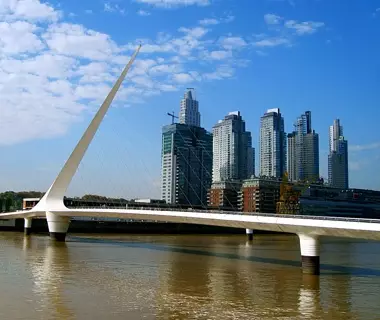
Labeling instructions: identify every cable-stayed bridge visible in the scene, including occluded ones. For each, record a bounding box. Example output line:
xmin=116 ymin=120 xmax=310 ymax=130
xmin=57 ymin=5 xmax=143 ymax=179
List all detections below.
xmin=1 ymin=44 xmax=380 ymax=275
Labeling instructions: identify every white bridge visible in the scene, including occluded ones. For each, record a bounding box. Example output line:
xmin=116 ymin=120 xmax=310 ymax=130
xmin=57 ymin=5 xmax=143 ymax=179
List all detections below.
xmin=1 ymin=45 xmax=380 ymax=275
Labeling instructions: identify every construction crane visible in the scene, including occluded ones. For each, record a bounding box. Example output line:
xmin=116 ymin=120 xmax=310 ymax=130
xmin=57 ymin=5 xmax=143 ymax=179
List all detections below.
xmin=167 ymin=111 xmax=178 ymax=124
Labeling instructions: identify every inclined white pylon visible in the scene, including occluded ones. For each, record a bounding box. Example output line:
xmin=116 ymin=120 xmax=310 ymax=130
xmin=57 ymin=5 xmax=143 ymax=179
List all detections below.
xmin=30 ymin=45 xmax=142 ymax=241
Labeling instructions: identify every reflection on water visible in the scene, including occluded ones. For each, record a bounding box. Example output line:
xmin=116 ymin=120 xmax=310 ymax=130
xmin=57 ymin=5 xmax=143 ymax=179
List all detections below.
xmin=0 ymin=233 xmax=380 ymax=319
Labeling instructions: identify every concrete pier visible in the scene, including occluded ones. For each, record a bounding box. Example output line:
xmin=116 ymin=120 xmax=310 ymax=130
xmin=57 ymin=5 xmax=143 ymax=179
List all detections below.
xmin=46 ymin=212 xmax=70 ymax=242
xmin=24 ymin=218 xmax=32 ymax=235
xmin=246 ymin=229 xmax=253 ymax=241
xmin=298 ymin=234 xmax=320 ymax=275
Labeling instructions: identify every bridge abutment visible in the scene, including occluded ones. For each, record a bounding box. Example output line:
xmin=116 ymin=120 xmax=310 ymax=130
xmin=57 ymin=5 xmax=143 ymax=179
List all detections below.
xmin=46 ymin=212 xmax=70 ymax=242
xmin=298 ymin=234 xmax=320 ymax=275
xmin=24 ymin=218 xmax=32 ymax=235
xmin=246 ymin=229 xmax=253 ymax=241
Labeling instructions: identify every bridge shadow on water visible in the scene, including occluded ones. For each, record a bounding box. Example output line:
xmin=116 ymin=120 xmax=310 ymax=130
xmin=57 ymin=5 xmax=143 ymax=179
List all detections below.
xmin=70 ymin=236 xmax=380 ymax=278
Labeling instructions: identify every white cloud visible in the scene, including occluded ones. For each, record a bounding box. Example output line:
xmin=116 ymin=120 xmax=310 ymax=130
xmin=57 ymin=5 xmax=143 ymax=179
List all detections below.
xmin=207 ymin=50 xmax=232 ymax=60
xmin=257 ymin=14 xmax=325 ymax=51
xmin=150 ymin=64 xmax=182 ymax=74
xmin=203 ymin=65 xmax=234 ymax=80
xmin=0 ymin=0 xmax=250 ymax=146
xmin=199 ymin=15 xmax=235 ymax=26
xmin=173 ymin=73 xmax=194 ymax=84
xmin=104 ymin=2 xmax=126 ymax=14
xmin=137 ymin=10 xmax=151 ymax=16
xmin=219 ymin=36 xmax=247 ymax=50
xmin=199 ymin=18 xmax=219 ymax=25
xmin=43 ymin=23 xmax=119 ymax=60
xmin=0 ymin=21 xmax=44 ymax=55
xmin=0 ymin=0 xmax=59 ymax=21
xmin=285 ymin=20 xmax=325 ymax=35
xmin=254 ymin=37 xmax=290 ymax=47
xmin=131 ymin=75 xmax=156 ymax=88
xmin=350 ymin=142 xmax=380 ymax=152
xmin=178 ymin=26 xmax=208 ymax=38
xmin=135 ymin=0 xmax=210 ymax=8
xmin=264 ymin=14 xmax=282 ymax=25
xmin=0 ymin=54 xmax=76 ymax=78
xmin=223 ymin=15 xmax=235 ymax=23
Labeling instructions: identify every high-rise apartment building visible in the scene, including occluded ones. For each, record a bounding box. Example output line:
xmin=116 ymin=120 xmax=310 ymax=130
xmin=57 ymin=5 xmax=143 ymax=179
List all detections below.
xmin=161 ymin=90 xmax=212 ymax=206
xmin=161 ymin=124 xmax=212 ymax=206
xmin=287 ymin=111 xmax=319 ymax=182
xmin=329 ymin=118 xmax=343 ymax=153
xmin=287 ymin=132 xmax=297 ymax=181
xmin=328 ymin=119 xmax=348 ymax=189
xmin=303 ymin=132 xmax=319 ymax=181
xmin=259 ymin=108 xmax=286 ymax=178
xmin=179 ymin=89 xmax=200 ymax=127
xmin=212 ymin=111 xmax=254 ymax=182
xmin=209 ymin=111 xmax=254 ymax=209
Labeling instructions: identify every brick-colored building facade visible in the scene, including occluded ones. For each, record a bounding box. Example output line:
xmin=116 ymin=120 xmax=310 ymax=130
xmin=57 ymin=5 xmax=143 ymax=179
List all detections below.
xmin=239 ymin=177 xmax=281 ymax=213
xmin=208 ymin=181 xmax=242 ymax=211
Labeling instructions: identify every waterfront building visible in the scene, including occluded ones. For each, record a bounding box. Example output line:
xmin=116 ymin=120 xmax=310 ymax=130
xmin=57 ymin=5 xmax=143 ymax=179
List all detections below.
xmin=161 ymin=123 xmax=212 ymax=206
xmin=209 ymin=111 xmax=254 ymax=208
xmin=161 ymin=90 xmax=212 ymax=206
xmin=287 ymin=132 xmax=297 ymax=182
xmin=287 ymin=111 xmax=319 ymax=183
xmin=238 ymin=177 xmax=281 ymax=213
xmin=208 ymin=181 xmax=242 ymax=210
xmin=212 ymin=111 xmax=254 ymax=182
xmin=328 ymin=119 xmax=349 ymax=189
xmin=259 ymin=108 xmax=286 ymax=178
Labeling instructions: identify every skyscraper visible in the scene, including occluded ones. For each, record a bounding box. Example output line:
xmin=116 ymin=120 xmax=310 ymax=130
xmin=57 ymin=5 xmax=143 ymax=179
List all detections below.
xmin=259 ymin=108 xmax=286 ymax=178
xmin=287 ymin=132 xmax=297 ymax=181
xmin=161 ymin=90 xmax=212 ymax=206
xmin=161 ymin=124 xmax=212 ymax=206
xmin=329 ymin=118 xmax=344 ymax=152
xmin=212 ymin=111 xmax=254 ymax=182
xmin=328 ymin=119 xmax=349 ymax=189
xmin=287 ymin=111 xmax=319 ymax=182
xmin=179 ymin=89 xmax=200 ymax=127
xmin=303 ymin=131 xmax=319 ymax=182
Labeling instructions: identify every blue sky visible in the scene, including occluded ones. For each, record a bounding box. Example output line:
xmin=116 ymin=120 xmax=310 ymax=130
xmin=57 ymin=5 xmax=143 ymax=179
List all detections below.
xmin=0 ymin=0 xmax=379 ymax=198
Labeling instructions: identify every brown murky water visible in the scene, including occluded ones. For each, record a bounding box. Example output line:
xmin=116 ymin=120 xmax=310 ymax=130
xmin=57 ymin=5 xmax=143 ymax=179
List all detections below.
xmin=0 ymin=232 xmax=380 ymax=319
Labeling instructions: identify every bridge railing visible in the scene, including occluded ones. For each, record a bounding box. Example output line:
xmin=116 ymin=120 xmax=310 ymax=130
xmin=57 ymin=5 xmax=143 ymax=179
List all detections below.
xmin=68 ymin=206 xmax=380 ymax=224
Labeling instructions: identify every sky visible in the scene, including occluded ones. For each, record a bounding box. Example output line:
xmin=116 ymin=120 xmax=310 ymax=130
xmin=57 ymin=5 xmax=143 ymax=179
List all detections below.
xmin=0 ymin=0 xmax=379 ymax=198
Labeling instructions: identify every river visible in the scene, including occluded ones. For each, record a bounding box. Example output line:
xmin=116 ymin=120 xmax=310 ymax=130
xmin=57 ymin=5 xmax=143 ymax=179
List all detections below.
xmin=0 ymin=232 xmax=380 ymax=319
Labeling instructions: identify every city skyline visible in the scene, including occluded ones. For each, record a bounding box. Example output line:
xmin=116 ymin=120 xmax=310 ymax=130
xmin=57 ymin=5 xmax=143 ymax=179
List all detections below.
xmin=0 ymin=0 xmax=379 ymax=197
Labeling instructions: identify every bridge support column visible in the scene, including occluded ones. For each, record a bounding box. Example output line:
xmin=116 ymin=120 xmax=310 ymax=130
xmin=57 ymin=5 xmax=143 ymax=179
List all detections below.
xmin=298 ymin=234 xmax=320 ymax=275
xmin=46 ymin=212 xmax=70 ymax=242
xmin=24 ymin=218 xmax=32 ymax=235
xmin=246 ymin=229 xmax=253 ymax=241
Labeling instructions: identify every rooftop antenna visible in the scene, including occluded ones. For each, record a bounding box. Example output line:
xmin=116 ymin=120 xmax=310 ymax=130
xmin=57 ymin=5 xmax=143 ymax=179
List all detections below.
xmin=167 ymin=111 xmax=178 ymax=124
